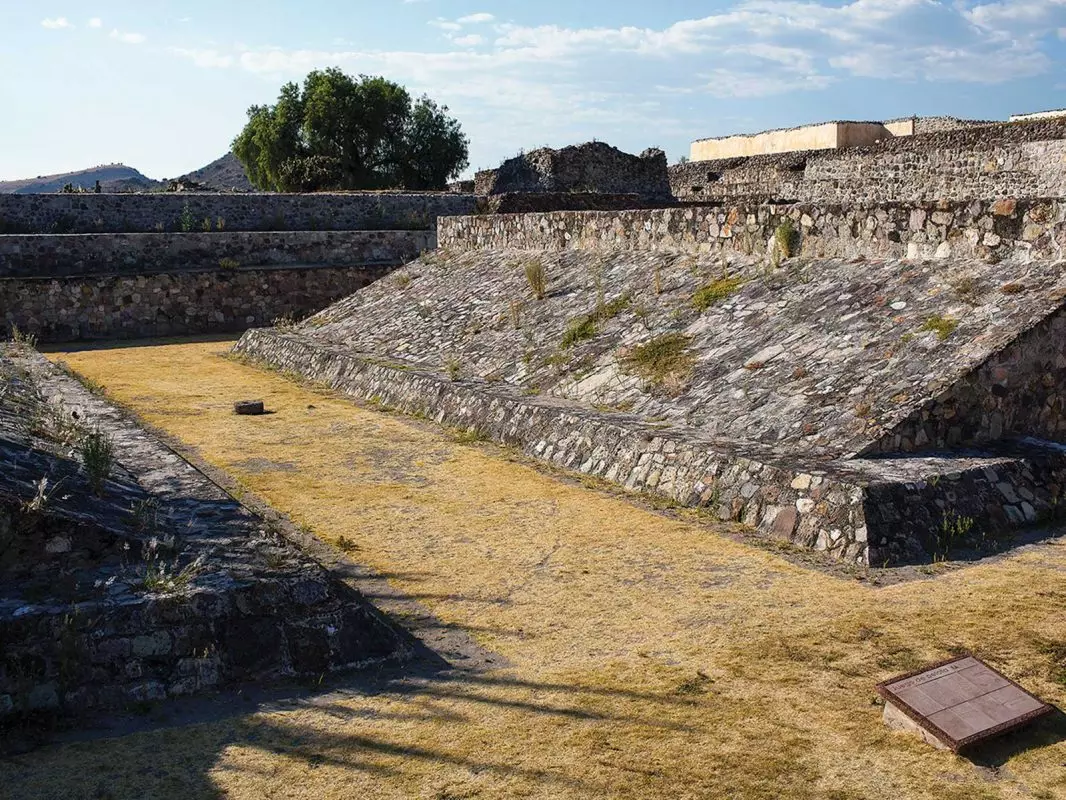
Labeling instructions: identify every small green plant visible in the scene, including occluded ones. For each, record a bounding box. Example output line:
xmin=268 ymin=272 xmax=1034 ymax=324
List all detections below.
xmin=921 ymin=315 xmax=959 ymax=340
xmin=619 ymin=332 xmax=696 ymax=395
xmin=692 ymin=276 xmax=746 ymax=311
xmin=394 ymin=273 xmax=413 ymax=290
xmin=652 ymin=265 xmax=663 ymax=295
xmin=335 ymin=535 xmax=358 ymax=553
xmin=560 ymin=293 xmax=631 ymax=349
xmin=216 ymin=217 xmax=226 ymax=231
xmin=129 ymin=498 xmax=160 ymax=533
xmin=179 ymin=202 xmax=196 ymax=232
xmin=451 ymin=427 xmax=489 ymax=444
xmin=932 ymin=511 xmax=975 ymax=561
xmin=774 ymin=219 xmax=798 ymax=260
xmin=524 ymin=259 xmax=547 ymax=300
xmin=142 ymin=549 xmax=206 ymax=595
xmin=950 ymin=274 xmax=984 ymax=305
xmin=509 ymin=300 xmax=522 ymax=329
xmin=273 ymin=313 xmax=297 ymax=329
xmin=201 ymin=217 xmax=213 ymax=232
xmin=445 ymin=357 xmax=461 ymax=381
xmin=9 ymin=324 xmax=37 ymax=349
xmin=80 ymin=429 xmax=114 ymax=496
xmin=218 ymin=257 xmax=241 ymax=270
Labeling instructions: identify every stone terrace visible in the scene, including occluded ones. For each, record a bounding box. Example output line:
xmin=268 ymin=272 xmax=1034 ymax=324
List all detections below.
xmin=235 ymin=244 xmax=1066 ymax=565
xmin=0 ymin=344 xmax=410 ymax=719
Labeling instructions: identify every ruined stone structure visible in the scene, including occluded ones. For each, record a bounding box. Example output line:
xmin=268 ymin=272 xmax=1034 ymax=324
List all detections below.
xmin=0 ymin=196 xmax=443 ymax=342
xmin=475 ymin=142 xmax=672 ymax=202
xmin=671 ymin=117 xmax=1066 ymax=202
xmin=0 ymin=345 xmax=410 ymax=718
xmin=690 ymin=116 xmax=998 ymax=161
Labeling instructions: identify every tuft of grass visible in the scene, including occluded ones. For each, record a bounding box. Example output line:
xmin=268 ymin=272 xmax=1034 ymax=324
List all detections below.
xmin=524 ymin=259 xmax=547 ymax=300
xmin=218 ymin=257 xmax=241 ymax=270
xmin=80 ymin=429 xmax=114 ymax=496
xmin=950 ymin=274 xmax=984 ymax=305
xmin=619 ymin=332 xmax=696 ymax=395
xmin=445 ymin=357 xmax=461 ymax=381
xmin=9 ymin=324 xmax=38 ymax=349
xmin=561 ymin=293 xmax=631 ymax=349
xmin=774 ymin=219 xmax=798 ymax=260
xmin=1000 ymin=282 xmax=1026 ymax=295
xmin=394 ymin=273 xmax=413 ymax=290
xmin=921 ymin=315 xmax=959 ymax=340
xmin=692 ymin=276 xmax=746 ymax=311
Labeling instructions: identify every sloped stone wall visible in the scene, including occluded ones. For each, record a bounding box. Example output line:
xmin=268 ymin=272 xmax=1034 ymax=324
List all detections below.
xmin=0 ymin=348 xmax=410 ymax=719
xmin=0 ymin=192 xmax=475 ymax=234
xmin=437 ymin=199 xmax=1066 ymax=263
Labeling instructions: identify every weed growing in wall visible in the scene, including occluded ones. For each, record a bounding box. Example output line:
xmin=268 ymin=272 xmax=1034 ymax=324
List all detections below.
xmin=8 ymin=324 xmax=38 ymax=350
xmin=619 ymin=332 xmax=696 ymax=396
xmin=80 ymin=429 xmax=114 ymax=497
xmin=218 ymin=257 xmax=241 ymax=270
xmin=921 ymin=315 xmax=959 ymax=340
xmin=560 ymin=293 xmax=631 ymax=349
xmin=774 ymin=219 xmax=798 ymax=260
xmin=524 ymin=259 xmax=548 ymax=300
xmin=179 ymin=203 xmax=196 ymax=233
xmin=692 ymin=276 xmax=746 ymax=311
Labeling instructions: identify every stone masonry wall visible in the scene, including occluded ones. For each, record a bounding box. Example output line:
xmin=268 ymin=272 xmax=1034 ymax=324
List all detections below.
xmin=671 ymin=119 xmax=1066 ymax=202
xmin=475 ymin=142 xmax=671 ymax=201
xmin=437 ymin=199 xmax=1066 ymax=263
xmin=0 ymin=230 xmax=433 ymax=278
xmin=2 ymin=264 xmax=393 ymax=341
xmin=0 ymin=192 xmax=476 ymax=234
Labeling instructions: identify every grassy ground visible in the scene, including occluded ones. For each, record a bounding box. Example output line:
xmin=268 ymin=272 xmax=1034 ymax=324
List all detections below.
xmin=4 ymin=338 xmax=1066 ymax=799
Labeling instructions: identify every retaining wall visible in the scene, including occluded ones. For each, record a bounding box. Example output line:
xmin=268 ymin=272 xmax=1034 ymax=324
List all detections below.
xmin=2 ymin=264 xmax=393 ymax=341
xmin=437 ymin=199 xmax=1066 ymax=262
xmin=0 ymin=192 xmax=476 ymax=234
xmin=0 ymin=230 xmax=432 ymax=278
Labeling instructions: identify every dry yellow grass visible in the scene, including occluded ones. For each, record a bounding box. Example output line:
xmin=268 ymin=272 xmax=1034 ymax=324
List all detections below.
xmin=6 ymin=339 xmax=1066 ymax=799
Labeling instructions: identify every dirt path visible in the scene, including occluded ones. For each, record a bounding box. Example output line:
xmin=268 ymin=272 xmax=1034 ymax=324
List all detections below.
xmin=4 ymin=339 xmax=1065 ymax=800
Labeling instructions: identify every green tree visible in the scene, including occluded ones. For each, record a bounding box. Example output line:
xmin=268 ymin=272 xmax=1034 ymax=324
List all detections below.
xmin=232 ymin=69 xmax=469 ymax=191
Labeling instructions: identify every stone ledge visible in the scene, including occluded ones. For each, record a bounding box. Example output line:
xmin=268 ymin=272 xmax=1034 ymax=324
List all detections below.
xmin=233 ymin=328 xmax=1066 ymax=566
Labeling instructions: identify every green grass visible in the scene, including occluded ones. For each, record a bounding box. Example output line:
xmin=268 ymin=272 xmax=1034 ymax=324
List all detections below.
xmin=921 ymin=315 xmax=959 ymax=340
xmin=560 ymin=293 xmax=631 ymax=349
xmin=692 ymin=276 xmax=746 ymax=311
xmin=620 ymin=332 xmax=695 ymax=394
xmin=80 ymin=429 xmax=114 ymax=496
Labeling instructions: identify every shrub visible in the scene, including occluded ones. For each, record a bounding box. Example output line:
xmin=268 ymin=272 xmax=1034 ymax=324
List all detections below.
xmin=81 ymin=429 xmax=114 ymax=496
xmin=524 ymin=259 xmax=547 ymax=300
xmin=179 ymin=203 xmax=196 ymax=232
xmin=692 ymin=276 xmax=746 ymax=311
xmin=619 ymin=332 xmax=696 ymax=395
xmin=774 ymin=219 xmax=798 ymax=260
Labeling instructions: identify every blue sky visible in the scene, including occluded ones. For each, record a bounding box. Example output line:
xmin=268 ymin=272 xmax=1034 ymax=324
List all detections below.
xmin=3 ymin=0 xmax=1066 ymax=181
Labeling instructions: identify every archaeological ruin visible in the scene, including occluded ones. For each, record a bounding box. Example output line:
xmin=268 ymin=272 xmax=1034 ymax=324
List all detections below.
xmin=5 ymin=117 xmax=1066 ymax=730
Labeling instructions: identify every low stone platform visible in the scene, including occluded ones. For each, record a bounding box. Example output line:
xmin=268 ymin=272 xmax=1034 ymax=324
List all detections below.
xmin=0 ymin=344 xmax=411 ymax=720
xmin=235 ymin=245 xmax=1066 ymax=565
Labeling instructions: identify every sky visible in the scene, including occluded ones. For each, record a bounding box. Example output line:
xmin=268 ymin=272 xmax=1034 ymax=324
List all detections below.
xmin=3 ymin=0 xmax=1066 ymax=181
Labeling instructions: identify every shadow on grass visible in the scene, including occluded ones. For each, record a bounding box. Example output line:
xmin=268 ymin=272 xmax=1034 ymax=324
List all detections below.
xmin=966 ymin=706 xmax=1066 ymax=768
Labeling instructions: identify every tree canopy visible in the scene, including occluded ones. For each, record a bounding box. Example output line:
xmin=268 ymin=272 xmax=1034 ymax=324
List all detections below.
xmin=232 ymin=69 xmax=469 ymax=192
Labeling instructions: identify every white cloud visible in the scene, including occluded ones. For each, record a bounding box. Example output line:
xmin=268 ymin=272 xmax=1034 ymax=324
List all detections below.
xmin=41 ymin=17 xmax=73 ymax=29
xmin=457 ymin=13 xmax=494 ymax=24
xmin=170 ymin=48 xmax=234 ymax=68
xmin=88 ymin=17 xmax=102 ymax=28
xmin=110 ymin=29 xmax=146 ymax=44
xmin=429 ymin=18 xmax=462 ymax=31
xmin=452 ymin=34 xmax=485 ymax=47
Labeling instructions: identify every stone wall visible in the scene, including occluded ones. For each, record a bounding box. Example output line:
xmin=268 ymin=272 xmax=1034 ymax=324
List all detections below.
xmin=0 ymin=192 xmax=476 ymax=234
xmin=0 ymin=348 xmax=410 ymax=719
xmin=2 ymin=264 xmax=393 ymax=341
xmin=437 ymin=199 xmax=1066 ymax=263
xmin=671 ymin=118 xmax=1066 ymax=202
xmin=475 ymin=142 xmax=671 ymax=201
xmin=0 ymin=230 xmax=432 ymax=278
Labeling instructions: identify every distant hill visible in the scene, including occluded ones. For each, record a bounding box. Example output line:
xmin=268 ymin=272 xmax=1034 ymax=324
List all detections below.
xmin=177 ymin=153 xmax=254 ymax=192
xmin=0 ymin=164 xmax=159 ymax=194
xmin=0 ymin=153 xmax=254 ymax=194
